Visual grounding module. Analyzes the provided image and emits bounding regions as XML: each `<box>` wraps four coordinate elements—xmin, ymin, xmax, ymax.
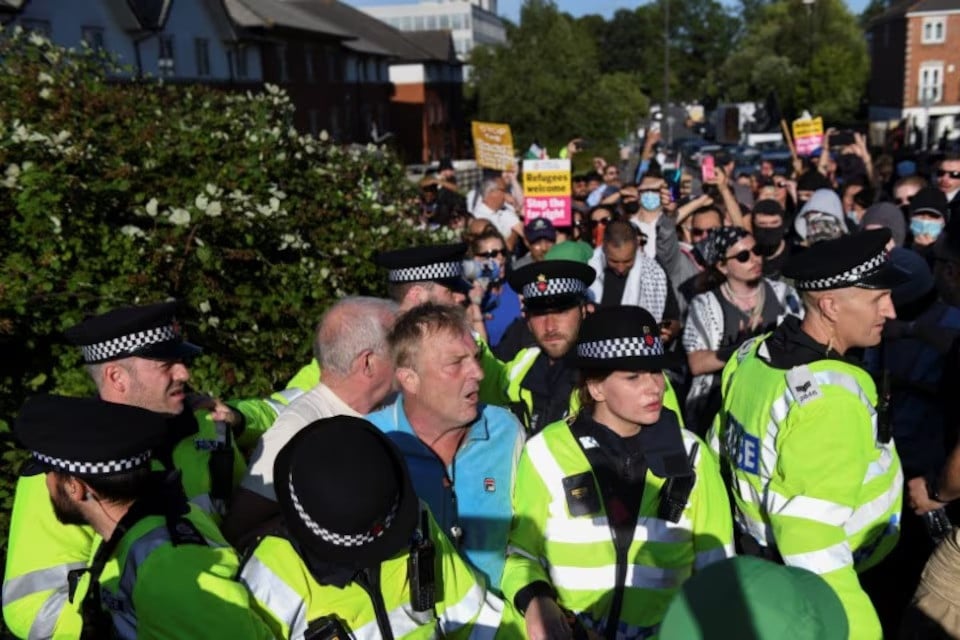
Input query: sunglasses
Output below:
<box><xmin>721</xmin><ymin>247</ymin><xmax>763</xmax><ymax>263</ymax></box>
<box><xmin>775</xmin><ymin>182</ymin><xmax>787</xmax><ymax>188</ymax></box>
<box><xmin>691</xmin><ymin>227</ymin><xmax>712</xmax><ymax>238</ymax></box>
<box><xmin>476</xmin><ymin>249</ymin><xmax>507</xmax><ymax>259</ymax></box>
<box><xmin>938</xmin><ymin>169</ymin><xmax>960</xmax><ymax>179</ymax></box>
<box><xmin>594</xmin><ymin>217</ymin><xmax>613</xmax><ymax>226</ymax></box>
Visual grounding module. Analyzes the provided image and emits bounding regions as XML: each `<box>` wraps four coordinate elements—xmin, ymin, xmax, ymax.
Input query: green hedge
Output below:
<box><xmin>0</xmin><ymin>29</ymin><xmax>452</xmax><ymax>576</ymax></box>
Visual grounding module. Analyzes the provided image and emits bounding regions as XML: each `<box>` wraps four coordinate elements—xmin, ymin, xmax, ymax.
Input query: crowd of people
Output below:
<box><xmin>4</xmin><ymin>132</ymin><xmax>960</xmax><ymax>640</ymax></box>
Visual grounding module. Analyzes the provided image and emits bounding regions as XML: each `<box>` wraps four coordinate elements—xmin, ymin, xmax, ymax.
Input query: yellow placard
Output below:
<box><xmin>523</xmin><ymin>169</ymin><xmax>570</xmax><ymax>197</ymax></box>
<box><xmin>792</xmin><ymin>116</ymin><xmax>824</xmax><ymax>140</ymax></box>
<box><xmin>471</xmin><ymin>121</ymin><xmax>515</xmax><ymax>170</ymax></box>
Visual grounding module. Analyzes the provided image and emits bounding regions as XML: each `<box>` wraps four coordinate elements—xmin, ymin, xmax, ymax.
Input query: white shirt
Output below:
<box><xmin>241</xmin><ymin>383</ymin><xmax>360</xmax><ymax>500</ymax></box>
<box><xmin>630</xmin><ymin>216</ymin><xmax>658</xmax><ymax>260</ymax></box>
<box><xmin>474</xmin><ymin>200</ymin><xmax>520</xmax><ymax>240</ymax></box>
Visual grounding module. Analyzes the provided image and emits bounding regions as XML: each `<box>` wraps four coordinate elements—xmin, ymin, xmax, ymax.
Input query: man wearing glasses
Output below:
<box><xmin>937</xmin><ymin>154</ymin><xmax>960</xmax><ymax>221</ymax></box>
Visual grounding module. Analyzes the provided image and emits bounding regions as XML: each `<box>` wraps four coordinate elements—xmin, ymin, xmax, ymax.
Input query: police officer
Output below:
<box><xmin>12</xmin><ymin>394</ymin><xmax>272</xmax><ymax>639</ymax></box>
<box><xmin>2</xmin><ymin>301</ymin><xmax>243</xmax><ymax>638</ymax></box>
<box><xmin>481</xmin><ymin>260</ymin><xmax>684</xmax><ymax>434</ymax></box>
<box><xmin>502</xmin><ymin>306</ymin><xmax>733</xmax><ymax>639</ymax></box>
<box><xmin>239</xmin><ymin>416</ymin><xmax>503</xmax><ymax>638</ymax></box>
<box><xmin>713</xmin><ymin>228</ymin><xmax>907</xmax><ymax>639</ymax></box>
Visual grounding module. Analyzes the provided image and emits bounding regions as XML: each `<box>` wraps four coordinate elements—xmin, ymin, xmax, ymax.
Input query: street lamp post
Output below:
<box><xmin>802</xmin><ymin>0</ymin><xmax>815</xmax><ymax>108</ymax></box>
<box><xmin>664</xmin><ymin>0</ymin><xmax>670</xmax><ymax>146</ymax></box>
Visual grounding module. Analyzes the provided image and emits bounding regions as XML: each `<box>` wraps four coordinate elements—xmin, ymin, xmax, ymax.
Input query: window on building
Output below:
<box><xmin>158</xmin><ymin>35</ymin><xmax>175</xmax><ymax>77</ymax></box>
<box><xmin>81</xmin><ymin>26</ymin><xmax>105</xmax><ymax>50</ymax></box>
<box><xmin>21</xmin><ymin>19</ymin><xmax>51</xmax><ymax>36</ymax></box>
<box><xmin>345</xmin><ymin>55</ymin><xmax>358</xmax><ymax>82</ymax></box>
<box><xmin>309</xmin><ymin>109</ymin><xmax>321</xmax><ymax>135</ymax></box>
<box><xmin>195</xmin><ymin>38</ymin><xmax>210</xmax><ymax>77</ymax></box>
<box><xmin>401</xmin><ymin>16</ymin><xmax>413</xmax><ymax>30</ymax></box>
<box><xmin>414</xmin><ymin>16</ymin><xmax>425</xmax><ymax>30</ymax></box>
<box><xmin>325</xmin><ymin>46</ymin><xmax>337</xmax><ymax>81</ymax></box>
<box><xmin>451</xmin><ymin>13</ymin><xmax>463</xmax><ymax>29</ymax></box>
<box><xmin>439</xmin><ymin>14</ymin><xmax>450</xmax><ymax>28</ymax></box>
<box><xmin>919</xmin><ymin>62</ymin><xmax>944</xmax><ymax>103</ymax></box>
<box><xmin>235</xmin><ymin>45</ymin><xmax>249</xmax><ymax>79</ymax></box>
<box><xmin>463</xmin><ymin>12</ymin><xmax>471</xmax><ymax>29</ymax></box>
<box><xmin>277</xmin><ymin>44</ymin><xmax>289</xmax><ymax>82</ymax></box>
<box><xmin>922</xmin><ymin>17</ymin><xmax>946</xmax><ymax>44</ymax></box>
<box><xmin>426</xmin><ymin>15</ymin><xmax>437</xmax><ymax>29</ymax></box>
<box><xmin>305</xmin><ymin>46</ymin><xmax>316</xmax><ymax>82</ymax></box>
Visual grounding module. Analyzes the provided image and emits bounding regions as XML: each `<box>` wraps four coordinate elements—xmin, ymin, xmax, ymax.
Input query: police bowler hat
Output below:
<box><xmin>273</xmin><ymin>416</ymin><xmax>419</xmax><ymax>568</ymax></box>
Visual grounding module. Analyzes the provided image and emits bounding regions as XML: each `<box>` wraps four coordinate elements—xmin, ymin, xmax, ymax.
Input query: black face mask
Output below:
<box><xmin>753</xmin><ymin>225</ymin><xmax>785</xmax><ymax>254</ymax></box>
<box><xmin>622</xmin><ymin>201</ymin><xmax>640</xmax><ymax>215</ymax></box>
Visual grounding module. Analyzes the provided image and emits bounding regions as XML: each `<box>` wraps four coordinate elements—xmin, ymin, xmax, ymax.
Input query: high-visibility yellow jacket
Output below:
<box><xmin>94</xmin><ymin>505</ymin><xmax>271</xmax><ymax>639</ymax></box>
<box><xmin>502</xmin><ymin>412</ymin><xmax>733</xmax><ymax>638</ymax></box>
<box><xmin>712</xmin><ymin>334</ymin><xmax>903</xmax><ymax>640</ymax></box>
<box><xmin>229</xmin><ymin>360</ymin><xmax>319</xmax><ymax>450</ymax></box>
<box><xmin>2</xmin><ymin>411</ymin><xmax>245</xmax><ymax>639</ymax></box>
<box><xmin>240</xmin><ymin>506</ymin><xmax>503</xmax><ymax>639</ymax></box>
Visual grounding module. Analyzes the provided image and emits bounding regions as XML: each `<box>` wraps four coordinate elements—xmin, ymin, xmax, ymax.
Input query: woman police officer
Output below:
<box><xmin>501</xmin><ymin>306</ymin><xmax>734</xmax><ymax>639</ymax></box>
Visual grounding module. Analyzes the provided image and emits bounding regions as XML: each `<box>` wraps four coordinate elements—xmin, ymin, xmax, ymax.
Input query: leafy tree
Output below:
<box><xmin>576</xmin><ymin>0</ymin><xmax>739</xmax><ymax>105</ymax></box>
<box><xmin>719</xmin><ymin>0</ymin><xmax>868</xmax><ymax>122</ymax></box>
<box><xmin>0</xmin><ymin>30</ymin><xmax>446</xmax><ymax>556</ymax></box>
<box><xmin>470</xmin><ymin>0</ymin><xmax>648</xmax><ymax>148</ymax></box>
<box><xmin>858</xmin><ymin>0</ymin><xmax>886</xmax><ymax>30</ymax></box>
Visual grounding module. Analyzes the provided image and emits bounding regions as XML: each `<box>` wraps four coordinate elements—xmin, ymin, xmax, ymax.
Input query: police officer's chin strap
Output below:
<box><xmin>69</xmin><ymin>470</ymin><xmax>205</xmax><ymax>640</ymax></box>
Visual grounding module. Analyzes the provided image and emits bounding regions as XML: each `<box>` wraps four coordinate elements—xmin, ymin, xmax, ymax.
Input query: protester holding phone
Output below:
<box><xmin>470</xmin><ymin>227</ymin><xmax>521</xmax><ymax>348</ymax></box>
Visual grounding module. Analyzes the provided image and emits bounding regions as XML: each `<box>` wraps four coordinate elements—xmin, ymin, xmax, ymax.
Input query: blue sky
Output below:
<box><xmin>346</xmin><ymin>0</ymin><xmax>872</xmax><ymax>26</ymax></box>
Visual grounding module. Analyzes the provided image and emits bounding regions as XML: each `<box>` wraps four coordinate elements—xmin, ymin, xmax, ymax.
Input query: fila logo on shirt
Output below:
<box><xmin>484</xmin><ymin>477</ymin><xmax>496</xmax><ymax>493</ymax></box>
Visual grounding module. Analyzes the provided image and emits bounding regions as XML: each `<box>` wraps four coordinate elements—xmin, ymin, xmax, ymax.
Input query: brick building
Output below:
<box><xmin>868</xmin><ymin>0</ymin><xmax>960</xmax><ymax>147</ymax></box>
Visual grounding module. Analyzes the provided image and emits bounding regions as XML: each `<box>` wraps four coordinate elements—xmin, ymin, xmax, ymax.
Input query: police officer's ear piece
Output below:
<box><xmin>83</xmin><ymin>491</ymin><xmax>92</xmax><ymax>502</ymax></box>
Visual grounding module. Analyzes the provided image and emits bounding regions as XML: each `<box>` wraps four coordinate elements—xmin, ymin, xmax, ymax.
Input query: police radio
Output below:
<box><xmin>304</xmin><ymin>616</ymin><xmax>349</xmax><ymax>640</ymax></box>
<box><xmin>409</xmin><ymin>510</ymin><xmax>436</xmax><ymax>612</ymax></box>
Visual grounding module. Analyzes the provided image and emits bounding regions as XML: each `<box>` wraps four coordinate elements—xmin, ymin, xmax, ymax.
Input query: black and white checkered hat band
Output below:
<box><xmin>578</xmin><ymin>336</ymin><xmax>664</xmax><ymax>360</ymax></box>
<box><xmin>288</xmin><ymin>473</ymin><xmax>398</xmax><ymax>547</ymax></box>
<box><xmin>80</xmin><ymin>325</ymin><xmax>178</xmax><ymax>363</ymax></box>
<box><xmin>388</xmin><ymin>261</ymin><xmax>462</xmax><ymax>283</ymax></box>
<box><xmin>522</xmin><ymin>277</ymin><xmax>586</xmax><ymax>300</ymax></box>
<box><xmin>794</xmin><ymin>250</ymin><xmax>887</xmax><ymax>290</ymax></box>
<box><xmin>33</xmin><ymin>450</ymin><xmax>151</xmax><ymax>475</ymax></box>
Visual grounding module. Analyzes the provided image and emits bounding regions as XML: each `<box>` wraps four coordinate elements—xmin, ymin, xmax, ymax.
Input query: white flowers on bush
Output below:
<box><xmin>199</xmin><ymin>300</ymin><xmax>212</xmax><ymax>314</ymax></box>
<box><xmin>2</xmin><ymin>164</ymin><xmax>20</xmax><ymax>188</ymax></box>
<box><xmin>39</xmin><ymin>88</ymin><xmax>52</xmax><ymax>100</ymax></box>
<box><xmin>279</xmin><ymin>232</ymin><xmax>309</xmax><ymax>251</ymax></box>
<box><xmin>120</xmin><ymin>225</ymin><xmax>145</xmax><ymax>238</ymax></box>
<box><xmin>205</xmin><ymin>201</ymin><xmax>222</xmax><ymax>217</ymax></box>
<box><xmin>168</xmin><ymin>208</ymin><xmax>191</xmax><ymax>226</ymax></box>
<box><xmin>49</xmin><ymin>215</ymin><xmax>61</xmax><ymax>234</ymax></box>
<box><xmin>145</xmin><ymin>198</ymin><xmax>159</xmax><ymax>217</ymax></box>
<box><xmin>37</xmin><ymin>72</ymin><xmax>53</xmax><ymax>85</ymax></box>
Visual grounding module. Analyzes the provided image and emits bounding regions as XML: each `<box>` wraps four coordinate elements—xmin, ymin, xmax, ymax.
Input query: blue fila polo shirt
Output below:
<box><xmin>366</xmin><ymin>396</ymin><xmax>524</xmax><ymax>593</ymax></box>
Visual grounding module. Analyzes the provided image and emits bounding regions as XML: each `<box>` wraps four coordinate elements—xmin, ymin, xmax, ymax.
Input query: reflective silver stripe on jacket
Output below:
<box><xmin>239</xmin><ymin>555</ymin><xmax>309</xmax><ymax>639</ymax></box>
<box><xmin>3</xmin><ymin>561</ymin><xmax>87</xmax><ymax>640</ymax></box>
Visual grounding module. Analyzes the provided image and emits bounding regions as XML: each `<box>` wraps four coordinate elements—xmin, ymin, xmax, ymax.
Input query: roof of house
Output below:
<box><xmin>286</xmin><ymin>0</ymin><xmax>459</xmax><ymax>63</ymax></box>
<box><xmin>224</xmin><ymin>0</ymin><xmax>351</xmax><ymax>37</ymax></box>
<box><xmin>907</xmin><ymin>0</ymin><xmax>960</xmax><ymax>13</ymax></box>
<box><xmin>872</xmin><ymin>0</ymin><xmax>960</xmax><ymax>24</ymax></box>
